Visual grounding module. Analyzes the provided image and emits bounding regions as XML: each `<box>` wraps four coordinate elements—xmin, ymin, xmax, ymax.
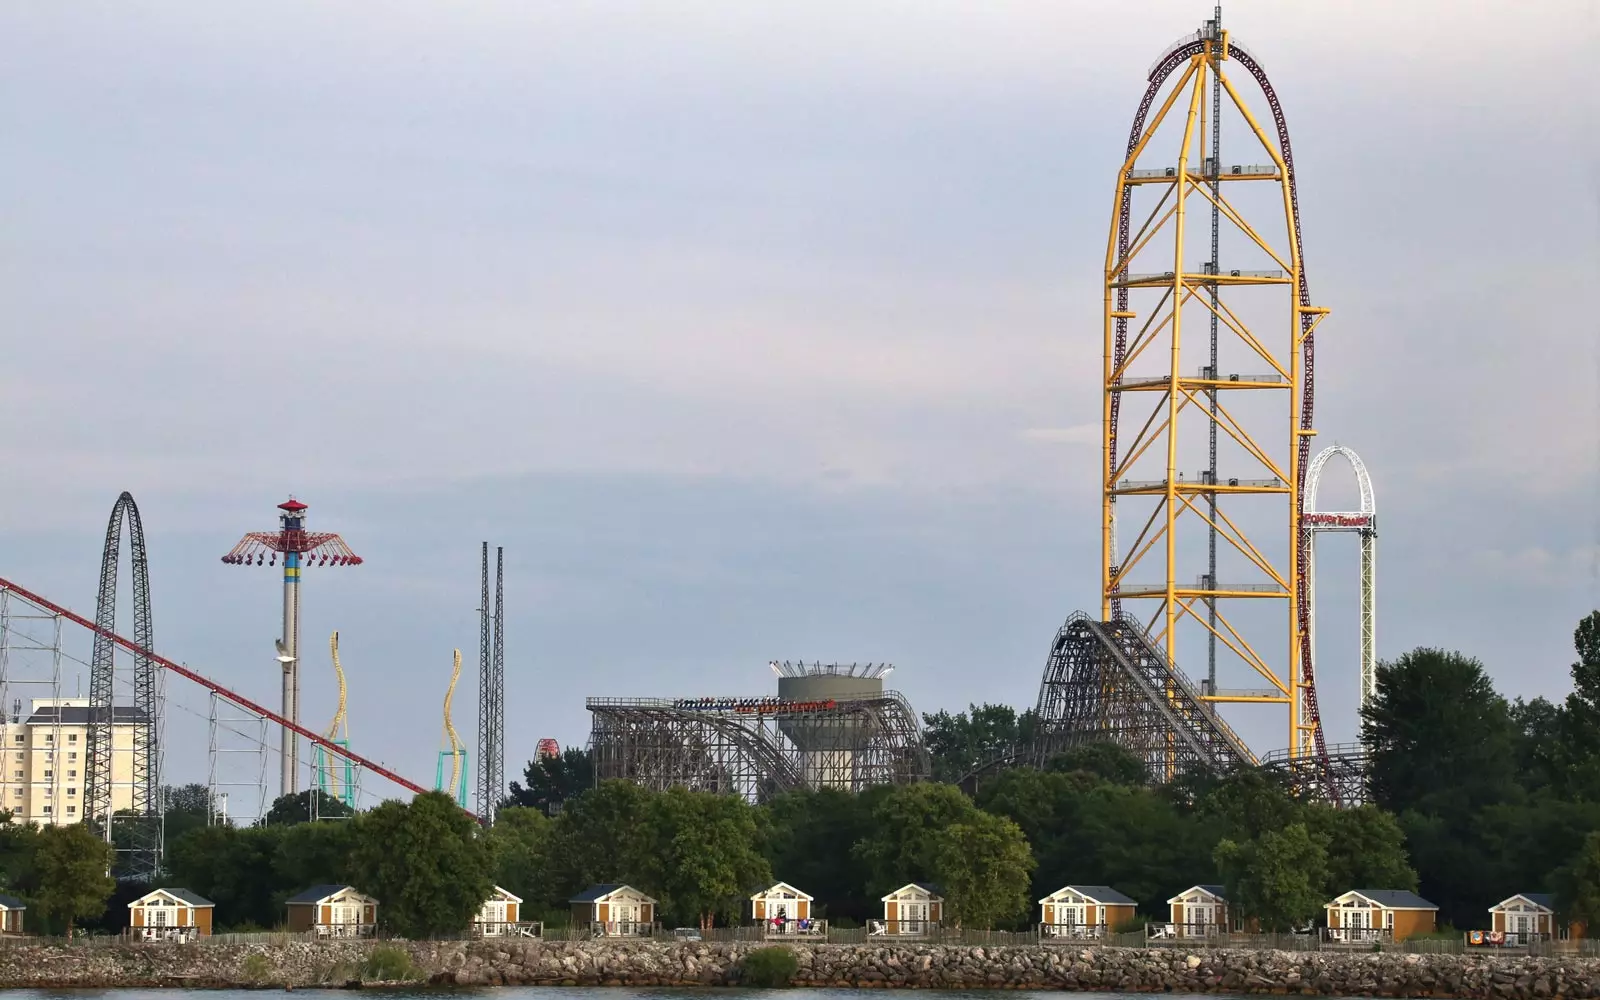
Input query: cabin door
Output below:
<box><xmin>613</xmin><ymin>902</ymin><xmax>641</xmax><ymax>927</ymax></box>
<box><xmin>900</xmin><ymin>901</ymin><xmax>928</xmax><ymax>932</ymax></box>
<box><xmin>1191</xmin><ymin>903</ymin><xmax>1214</xmax><ymax>929</ymax></box>
<box><xmin>1346</xmin><ymin>908</ymin><xmax>1369</xmax><ymax>931</ymax></box>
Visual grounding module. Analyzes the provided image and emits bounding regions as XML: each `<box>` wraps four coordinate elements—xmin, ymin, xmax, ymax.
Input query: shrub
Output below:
<box><xmin>241</xmin><ymin>953</ymin><xmax>271</xmax><ymax>984</ymax></box>
<box><xmin>362</xmin><ymin>945</ymin><xmax>417</xmax><ymax>982</ymax></box>
<box><xmin>741</xmin><ymin>946</ymin><xmax>799</xmax><ymax>988</ymax></box>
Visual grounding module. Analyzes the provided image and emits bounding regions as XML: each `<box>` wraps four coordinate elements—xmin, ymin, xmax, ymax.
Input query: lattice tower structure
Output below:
<box><xmin>1302</xmin><ymin>445</ymin><xmax>1377</xmax><ymax>712</ymax></box>
<box><xmin>84</xmin><ymin>491</ymin><xmax>162</xmax><ymax>878</ymax></box>
<box><xmin>1261</xmin><ymin>741</ymin><xmax>1369</xmax><ymax>806</ymax></box>
<box><xmin>588</xmin><ymin>685</ymin><xmax>928</xmax><ymax>802</ymax></box>
<box><xmin>475</xmin><ymin>544</ymin><xmax>505</xmax><ymax>824</ymax></box>
<box><xmin>221</xmin><ymin>497</ymin><xmax>362</xmax><ymax>797</ymax></box>
<box><xmin>1033</xmin><ymin>613</ymin><xmax>1254</xmax><ymax>776</ymax></box>
<box><xmin>1102</xmin><ymin>20</ymin><xmax>1332</xmax><ymax>767</ymax></box>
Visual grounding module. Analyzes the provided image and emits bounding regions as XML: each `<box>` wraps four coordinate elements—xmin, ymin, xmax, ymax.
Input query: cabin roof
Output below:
<box><xmin>1331</xmin><ymin>889</ymin><xmax>1437</xmax><ymax>910</ymax></box>
<box><xmin>1041</xmin><ymin>885</ymin><xmax>1138</xmax><ymax>906</ymax></box>
<box><xmin>569</xmin><ymin>883</ymin><xmax>656</xmax><ymax>904</ymax></box>
<box><xmin>287</xmin><ymin>884</ymin><xmax>370</xmax><ymax>906</ymax></box>
<box><xmin>134</xmin><ymin>888</ymin><xmax>214</xmax><ymax>907</ymax></box>
<box><xmin>1491</xmin><ymin>893</ymin><xmax>1554</xmax><ymax>911</ymax></box>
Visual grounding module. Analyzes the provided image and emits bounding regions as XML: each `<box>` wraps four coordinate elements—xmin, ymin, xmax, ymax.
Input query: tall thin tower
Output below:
<box><xmin>475</xmin><ymin>544</ymin><xmax>505</xmax><ymax>823</ymax></box>
<box><xmin>1302</xmin><ymin>446</ymin><xmax>1378</xmax><ymax>711</ymax></box>
<box><xmin>222</xmin><ymin>498</ymin><xmax>362</xmax><ymax>797</ymax></box>
<box><xmin>85</xmin><ymin>491</ymin><xmax>161</xmax><ymax>879</ymax></box>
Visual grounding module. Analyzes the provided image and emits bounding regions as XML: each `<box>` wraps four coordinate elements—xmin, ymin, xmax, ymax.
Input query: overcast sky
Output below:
<box><xmin>0</xmin><ymin>1</ymin><xmax>1594</xmax><ymax>816</ymax></box>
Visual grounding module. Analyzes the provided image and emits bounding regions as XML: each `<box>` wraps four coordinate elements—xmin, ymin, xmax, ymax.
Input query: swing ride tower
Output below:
<box><xmin>1101</xmin><ymin>13</ymin><xmax>1332</xmax><ymax>764</ymax></box>
<box><xmin>221</xmin><ymin>498</ymin><xmax>363</xmax><ymax>796</ymax></box>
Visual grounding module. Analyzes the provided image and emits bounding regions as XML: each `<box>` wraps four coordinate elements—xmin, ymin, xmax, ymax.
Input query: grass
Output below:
<box><xmin>362</xmin><ymin>944</ymin><xmax>418</xmax><ymax>982</ymax></box>
<box><xmin>741</xmin><ymin>946</ymin><xmax>799</xmax><ymax>988</ymax></box>
<box><xmin>240</xmin><ymin>953</ymin><xmax>272</xmax><ymax>984</ymax></box>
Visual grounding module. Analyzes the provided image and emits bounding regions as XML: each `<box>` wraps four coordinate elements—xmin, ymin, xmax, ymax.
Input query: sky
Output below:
<box><xmin>0</xmin><ymin>1</ymin><xmax>1595</xmax><ymax>815</ymax></box>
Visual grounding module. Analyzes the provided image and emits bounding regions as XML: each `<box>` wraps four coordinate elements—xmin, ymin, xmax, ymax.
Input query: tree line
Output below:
<box><xmin>0</xmin><ymin>614</ymin><xmax>1598</xmax><ymax>937</ymax></box>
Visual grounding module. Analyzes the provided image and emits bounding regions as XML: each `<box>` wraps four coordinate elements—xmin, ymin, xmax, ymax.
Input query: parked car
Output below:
<box><xmin>672</xmin><ymin>927</ymin><xmax>702</xmax><ymax>942</ymax></box>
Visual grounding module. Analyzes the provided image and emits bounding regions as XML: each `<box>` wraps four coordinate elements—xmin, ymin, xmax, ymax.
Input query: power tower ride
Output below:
<box><xmin>1101</xmin><ymin>15</ymin><xmax>1332</xmax><ymax>763</ymax></box>
<box><xmin>85</xmin><ymin>491</ymin><xmax>162</xmax><ymax>880</ymax></box>
<box><xmin>313</xmin><ymin>632</ymin><xmax>356</xmax><ymax>809</ymax></box>
<box><xmin>222</xmin><ymin>498</ymin><xmax>362</xmax><ymax>797</ymax></box>
<box><xmin>1302</xmin><ymin>446</ymin><xmax>1378</xmax><ymax>711</ymax></box>
<box><xmin>475</xmin><ymin>544</ymin><xmax>504</xmax><ymax>823</ymax></box>
<box><xmin>436</xmin><ymin>649</ymin><xmax>469</xmax><ymax>807</ymax></box>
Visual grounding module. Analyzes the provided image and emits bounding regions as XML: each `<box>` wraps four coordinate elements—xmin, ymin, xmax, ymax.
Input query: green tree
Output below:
<box><xmin>484</xmin><ymin>807</ymin><xmax>551</xmax><ymax>904</ymax></box>
<box><xmin>161</xmin><ymin>783</ymin><xmax>216</xmax><ymax>846</ymax></box>
<box><xmin>637</xmin><ymin>788</ymin><xmax>771</xmax><ymax>928</ymax></box>
<box><xmin>1045</xmin><ymin>743</ymin><xmax>1149</xmax><ymax>786</ymax></box>
<box><xmin>762</xmin><ymin>788</ymin><xmax>877</xmax><ymax>923</ymax></box>
<box><xmin>31</xmin><ymin>823</ymin><xmax>115</xmax><ymax>936</ymax></box>
<box><xmin>921</xmin><ymin>704</ymin><xmax>1037</xmax><ymax>783</ymax></box>
<box><xmin>1555</xmin><ymin>831</ymin><xmax>1600</xmax><ymax>930</ymax></box>
<box><xmin>0</xmin><ymin>814</ymin><xmax>39</xmax><ymax>896</ymax></box>
<box><xmin>261</xmin><ymin>789</ymin><xmax>355</xmax><ymax>826</ymax></box>
<box><xmin>165</xmin><ymin>824</ymin><xmax>287</xmax><ymax>929</ymax></box>
<box><xmin>274</xmin><ymin>818</ymin><xmax>358</xmax><ymax>891</ymax></box>
<box><xmin>1557</xmin><ymin>613</ymin><xmax>1600</xmax><ymax>797</ymax></box>
<box><xmin>505</xmin><ymin>748</ymin><xmax>594</xmax><ymax>815</ymax></box>
<box><xmin>1304</xmin><ymin>804</ymin><xmax>1416</xmax><ymax>896</ymax></box>
<box><xmin>537</xmin><ymin>780</ymin><xmax>655</xmax><ymax>908</ymax></box>
<box><xmin>930</xmin><ymin>811</ymin><xmax>1034</xmax><ymax>929</ymax></box>
<box><xmin>854</xmin><ymin>783</ymin><xmax>979</xmax><ymax>893</ymax></box>
<box><xmin>350</xmin><ymin>791</ymin><xmax>492</xmax><ymax>938</ymax></box>
<box><xmin>1214</xmin><ymin>823</ymin><xmax>1329</xmax><ymax>932</ymax></box>
<box><xmin>1363</xmin><ymin>648</ymin><xmax>1519</xmax><ymax>814</ymax></box>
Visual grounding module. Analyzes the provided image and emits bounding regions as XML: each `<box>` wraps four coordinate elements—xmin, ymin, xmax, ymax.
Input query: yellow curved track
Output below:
<box><xmin>443</xmin><ymin>649</ymin><xmax>464</xmax><ymax>795</ymax></box>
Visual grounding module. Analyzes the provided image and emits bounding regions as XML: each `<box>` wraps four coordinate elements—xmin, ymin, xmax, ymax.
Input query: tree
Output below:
<box><xmin>485</xmin><ymin>807</ymin><xmax>551</xmax><ymax>904</ymax></box>
<box><xmin>31</xmin><ymin>823</ymin><xmax>114</xmax><ymax>936</ymax></box>
<box><xmin>854</xmin><ymin>783</ymin><xmax>981</xmax><ymax>893</ymax></box>
<box><xmin>505</xmin><ymin>748</ymin><xmax>594</xmax><ymax>815</ymax></box>
<box><xmin>762</xmin><ymin>789</ymin><xmax>877</xmax><ymax>923</ymax></box>
<box><xmin>349</xmin><ymin>791</ymin><xmax>492</xmax><ymax>938</ymax></box>
<box><xmin>1557</xmin><ymin>613</ymin><xmax>1600</xmax><ymax>797</ymax></box>
<box><xmin>921</xmin><ymin>704</ymin><xmax>1037</xmax><ymax>783</ymax></box>
<box><xmin>0</xmin><ymin>814</ymin><xmax>39</xmax><ymax>896</ymax></box>
<box><xmin>1045</xmin><ymin>743</ymin><xmax>1148</xmax><ymax>786</ymax></box>
<box><xmin>274</xmin><ymin>819</ymin><xmax>358</xmax><ymax>891</ymax></box>
<box><xmin>537</xmin><ymin>780</ymin><xmax>655</xmax><ymax>908</ymax></box>
<box><xmin>1304</xmin><ymin>804</ymin><xmax>1416</xmax><ymax>896</ymax></box>
<box><xmin>1555</xmin><ymin>831</ymin><xmax>1600</xmax><ymax>930</ymax></box>
<box><xmin>161</xmin><ymin>783</ymin><xmax>216</xmax><ymax>846</ymax></box>
<box><xmin>636</xmin><ymin>788</ymin><xmax>771</xmax><ymax>929</ymax></box>
<box><xmin>165</xmin><ymin>824</ymin><xmax>287</xmax><ymax>929</ymax></box>
<box><xmin>261</xmin><ymin>789</ymin><xmax>355</xmax><ymax>826</ymax></box>
<box><xmin>1363</xmin><ymin>648</ymin><xmax>1519</xmax><ymax>814</ymax></box>
<box><xmin>1214</xmin><ymin>823</ymin><xmax>1329</xmax><ymax>932</ymax></box>
<box><xmin>930</xmin><ymin>811</ymin><xmax>1034</xmax><ymax>929</ymax></box>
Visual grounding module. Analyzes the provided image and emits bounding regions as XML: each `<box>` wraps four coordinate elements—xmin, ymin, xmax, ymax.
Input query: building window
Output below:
<box><xmin>44</xmin><ymin>735</ymin><xmax>53</xmax><ymax>745</ymax></box>
<box><xmin>67</xmin><ymin>788</ymin><xmax>76</xmax><ymax>797</ymax></box>
<box><xmin>43</xmin><ymin>770</ymin><xmax>51</xmax><ymax>779</ymax></box>
<box><xmin>44</xmin><ymin>752</ymin><xmax>53</xmax><ymax>762</ymax></box>
<box><xmin>68</xmin><ymin>734</ymin><xmax>77</xmax><ymax>743</ymax></box>
<box><xmin>44</xmin><ymin>789</ymin><xmax>52</xmax><ymax>798</ymax></box>
<box><xmin>10</xmin><ymin>736</ymin><xmax>20</xmax><ymax>745</ymax></box>
<box><xmin>68</xmin><ymin>770</ymin><xmax>76</xmax><ymax>778</ymax></box>
<box><xmin>67</xmin><ymin>806</ymin><xmax>76</xmax><ymax>815</ymax></box>
<box><xmin>41</xmin><ymin>806</ymin><xmax>50</xmax><ymax>815</ymax></box>
<box><xmin>68</xmin><ymin>752</ymin><xmax>77</xmax><ymax>761</ymax></box>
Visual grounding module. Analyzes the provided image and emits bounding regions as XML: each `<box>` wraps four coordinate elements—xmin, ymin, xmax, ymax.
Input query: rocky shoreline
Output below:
<box><xmin>0</xmin><ymin>939</ymin><xmax>1595</xmax><ymax>996</ymax></box>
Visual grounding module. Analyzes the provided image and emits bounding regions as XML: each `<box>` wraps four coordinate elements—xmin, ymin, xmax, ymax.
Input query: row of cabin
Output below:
<box><xmin>125</xmin><ymin>884</ymin><xmax>527</xmax><ymax>941</ymax></box>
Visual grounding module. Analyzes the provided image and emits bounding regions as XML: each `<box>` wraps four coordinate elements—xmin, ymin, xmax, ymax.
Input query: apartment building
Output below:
<box><xmin>0</xmin><ymin>698</ymin><xmax>147</xmax><ymax>826</ymax></box>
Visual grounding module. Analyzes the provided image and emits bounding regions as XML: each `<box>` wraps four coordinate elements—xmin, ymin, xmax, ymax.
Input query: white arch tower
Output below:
<box><xmin>1302</xmin><ymin>445</ymin><xmax>1377</xmax><ymax>711</ymax></box>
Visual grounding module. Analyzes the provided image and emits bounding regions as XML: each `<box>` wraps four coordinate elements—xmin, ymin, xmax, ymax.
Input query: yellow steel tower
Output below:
<box><xmin>1102</xmin><ymin>19</ymin><xmax>1330</xmax><ymax>759</ymax></box>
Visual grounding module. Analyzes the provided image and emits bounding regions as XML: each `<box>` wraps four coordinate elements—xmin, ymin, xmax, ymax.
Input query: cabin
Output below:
<box><xmin>878</xmin><ymin>883</ymin><xmax>943</xmax><ymax>936</ymax></box>
<box><xmin>751</xmin><ymin>882</ymin><xmax>820</xmax><ymax>935</ymax></box>
<box><xmin>1324</xmin><ymin>890</ymin><xmax>1437</xmax><ymax>943</ymax></box>
<box><xmin>1163</xmin><ymin>885</ymin><xmax>1229</xmax><ymax>937</ymax></box>
<box><xmin>128</xmin><ymin>888</ymin><xmax>214</xmax><ymax>941</ymax></box>
<box><xmin>285</xmin><ymin>885</ymin><xmax>378</xmax><ymax>937</ymax></box>
<box><xmin>0</xmin><ymin>894</ymin><xmax>23</xmax><ymax>935</ymax></box>
<box><xmin>1040</xmin><ymin>885</ymin><xmax>1138</xmax><ymax>938</ymax></box>
<box><xmin>1486</xmin><ymin>893</ymin><xmax>1584</xmax><ymax>942</ymax></box>
<box><xmin>570</xmin><ymin>884</ymin><xmax>656</xmax><ymax>937</ymax></box>
<box><xmin>475</xmin><ymin>885</ymin><xmax>534</xmax><ymax>937</ymax></box>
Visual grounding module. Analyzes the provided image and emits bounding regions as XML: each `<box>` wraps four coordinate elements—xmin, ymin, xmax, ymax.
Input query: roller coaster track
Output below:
<box><xmin>0</xmin><ymin>576</ymin><xmax>473</xmax><ymax>821</ymax></box>
<box><xmin>1109</xmin><ymin>32</ymin><xmax>1334</xmax><ymax>792</ymax></box>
